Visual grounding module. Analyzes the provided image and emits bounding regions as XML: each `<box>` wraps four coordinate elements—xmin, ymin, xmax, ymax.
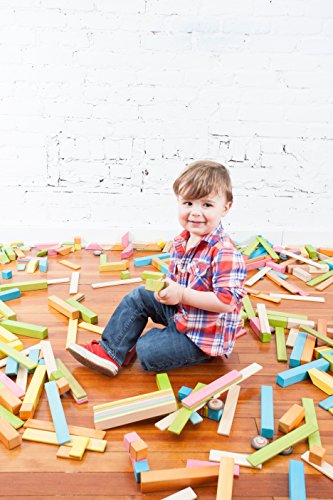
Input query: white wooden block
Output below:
<box><xmin>161</xmin><ymin>487</ymin><xmax>197</xmax><ymax>500</ymax></box>
<box><xmin>301</xmin><ymin>451</ymin><xmax>333</xmax><ymax>481</ymax></box>
<box><xmin>245</xmin><ymin>266</ymin><xmax>271</xmax><ymax>287</ymax></box>
<box><xmin>16</xmin><ymin>365</ymin><xmax>28</xmax><ymax>391</ymax></box>
<box><xmin>40</xmin><ymin>340</ymin><xmax>58</xmax><ymax>379</ymax></box>
<box><xmin>287</xmin><ymin>318</ymin><xmax>315</xmax><ymax>329</ymax></box>
<box><xmin>270</xmin><ymin>294</ymin><xmax>325</xmax><ymax>303</ymax></box>
<box><xmin>47</xmin><ymin>278</ymin><xmax>70</xmax><ymax>285</ymax></box>
<box><xmin>286</xmin><ymin>328</ymin><xmax>299</xmax><ymax>347</ymax></box>
<box><xmin>209</xmin><ymin>449</ymin><xmax>262</xmax><ymax>469</ymax></box>
<box><xmin>257</xmin><ymin>303</ymin><xmax>271</xmax><ymax>334</ymax></box>
<box><xmin>91</xmin><ymin>278</ymin><xmax>142</xmax><ymax>289</ymax></box>
<box><xmin>217</xmin><ymin>385</ymin><xmax>240</xmax><ymax>436</ymax></box>
<box><xmin>292</xmin><ymin>266</ymin><xmax>312</xmax><ymax>282</ymax></box>
<box><xmin>69</xmin><ymin>271</ymin><xmax>80</xmax><ymax>295</ymax></box>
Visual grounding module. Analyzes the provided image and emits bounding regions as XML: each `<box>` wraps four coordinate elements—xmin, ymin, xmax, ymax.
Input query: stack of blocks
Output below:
<box><xmin>123</xmin><ymin>432</ymin><xmax>150</xmax><ymax>483</ymax></box>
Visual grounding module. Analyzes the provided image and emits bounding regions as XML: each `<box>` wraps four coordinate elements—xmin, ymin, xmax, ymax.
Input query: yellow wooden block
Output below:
<box><xmin>26</xmin><ymin>258</ymin><xmax>39</xmax><ymax>273</ymax></box>
<box><xmin>216</xmin><ymin>457</ymin><xmax>234</xmax><ymax>500</ymax></box>
<box><xmin>99</xmin><ymin>260</ymin><xmax>129</xmax><ymax>272</ymax></box>
<box><xmin>69</xmin><ymin>436</ymin><xmax>89</xmax><ymax>459</ymax></box>
<box><xmin>74</xmin><ymin>237</ymin><xmax>81</xmax><ymax>251</ymax></box>
<box><xmin>0</xmin><ymin>339</ymin><xmax>23</xmax><ymax>360</ymax></box>
<box><xmin>66</xmin><ymin>318</ymin><xmax>78</xmax><ymax>349</ymax></box>
<box><xmin>110</xmin><ymin>243</ymin><xmax>125</xmax><ymax>251</ymax></box>
<box><xmin>308</xmin><ymin>368</ymin><xmax>333</xmax><ymax>395</ymax></box>
<box><xmin>0</xmin><ymin>325</ymin><xmax>19</xmax><ymax>343</ymax></box>
<box><xmin>59</xmin><ymin>260</ymin><xmax>81</xmax><ymax>270</ymax></box>
<box><xmin>23</xmin><ymin>418</ymin><xmax>106</xmax><ymax>440</ymax></box>
<box><xmin>78</xmin><ymin>322</ymin><xmax>104</xmax><ymax>335</ymax></box>
<box><xmin>20</xmin><ymin>365</ymin><xmax>47</xmax><ymax>419</ymax></box>
<box><xmin>48</xmin><ymin>295</ymin><xmax>80</xmax><ymax>320</ymax></box>
<box><xmin>22</xmin><ymin>428</ymin><xmax>106</xmax><ymax>452</ymax></box>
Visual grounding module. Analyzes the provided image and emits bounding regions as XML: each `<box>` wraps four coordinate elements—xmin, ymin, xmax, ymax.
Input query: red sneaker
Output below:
<box><xmin>68</xmin><ymin>340</ymin><xmax>119</xmax><ymax>377</ymax></box>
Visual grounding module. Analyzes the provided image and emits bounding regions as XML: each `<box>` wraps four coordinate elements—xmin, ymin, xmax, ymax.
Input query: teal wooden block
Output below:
<box><xmin>318</xmin><ymin>395</ymin><xmax>333</xmax><ymax>411</ymax></box>
<box><xmin>289</xmin><ymin>331</ymin><xmax>308</xmax><ymax>368</ymax></box>
<box><xmin>39</xmin><ymin>257</ymin><xmax>48</xmax><ymax>273</ymax></box>
<box><xmin>5</xmin><ymin>356</ymin><xmax>19</xmax><ymax>377</ymax></box>
<box><xmin>134</xmin><ymin>253</ymin><xmax>170</xmax><ymax>267</ymax></box>
<box><xmin>2</xmin><ymin>270</ymin><xmax>12</xmax><ymax>279</ymax></box>
<box><xmin>44</xmin><ymin>380</ymin><xmax>71</xmax><ymax>445</ymax></box>
<box><xmin>261</xmin><ymin>385</ymin><xmax>274</xmax><ymax>439</ymax></box>
<box><xmin>133</xmin><ymin>459</ymin><xmax>150</xmax><ymax>483</ymax></box>
<box><xmin>289</xmin><ymin>460</ymin><xmax>306</xmax><ymax>500</ymax></box>
<box><xmin>277</xmin><ymin>359</ymin><xmax>330</xmax><ymax>387</ymax></box>
<box><xmin>0</xmin><ymin>288</ymin><xmax>21</xmax><ymax>302</ymax></box>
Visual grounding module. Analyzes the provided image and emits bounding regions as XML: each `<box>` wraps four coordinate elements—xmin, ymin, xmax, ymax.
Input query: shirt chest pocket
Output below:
<box><xmin>188</xmin><ymin>261</ymin><xmax>211</xmax><ymax>288</ymax></box>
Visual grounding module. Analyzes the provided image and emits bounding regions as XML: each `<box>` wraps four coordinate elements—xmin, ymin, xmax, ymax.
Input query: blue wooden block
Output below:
<box><xmin>190</xmin><ymin>411</ymin><xmax>204</xmax><ymax>424</ymax></box>
<box><xmin>39</xmin><ymin>257</ymin><xmax>48</xmax><ymax>273</ymax></box>
<box><xmin>0</xmin><ymin>288</ymin><xmax>21</xmax><ymax>302</ymax></box>
<box><xmin>45</xmin><ymin>380</ymin><xmax>71</xmax><ymax>445</ymax></box>
<box><xmin>133</xmin><ymin>459</ymin><xmax>150</xmax><ymax>483</ymax></box>
<box><xmin>289</xmin><ymin>331</ymin><xmax>308</xmax><ymax>368</ymax></box>
<box><xmin>38</xmin><ymin>358</ymin><xmax>46</xmax><ymax>365</ymax></box>
<box><xmin>277</xmin><ymin>358</ymin><xmax>330</xmax><ymax>387</ymax></box>
<box><xmin>318</xmin><ymin>395</ymin><xmax>333</xmax><ymax>411</ymax></box>
<box><xmin>160</xmin><ymin>263</ymin><xmax>169</xmax><ymax>274</ymax></box>
<box><xmin>5</xmin><ymin>357</ymin><xmax>19</xmax><ymax>377</ymax></box>
<box><xmin>28</xmin><ymin>348</ymin><xmax>40</xmax><ymax>374</ymax></box>
<box><xmin>207</xmin><ymin>408</ymin><xmax>222</xmax><ymax>421</ymax></box>
<box><xmin>134</xmin><ymin>253</ymin><xmax>170</xmax><ymax>267</ymax></box>
<box><xmin>17</xmin><ymin>263</ymin><xmax>26</xmax><ymax>271</ymax></box>
<box><xmin>178</xmin><ymin>386</ymin><xmax>192</xmax><ymax>400</ymax></box>
<box><xmin>271</xmin><ymin>269</ymin><xmax>288</xmax><ymax>280</ymax></box>
<box><xmin>2</xmin><ymin>270</ymin><xmax>12</xmax><ymax>279</ymax></box>
<box><xmin>249</xmin><ymin>246</ymin><xmax>268</xmax><ymax>259</ymax></box>
<box><xmin>260</xmin><ymin>385</ymin><xmax>274</xmax><ymax>439</ymax></box>
<box><xmin>289</xmin><ymin>460</ymin><xmax>306</xmax><ymax>500</ymax></box>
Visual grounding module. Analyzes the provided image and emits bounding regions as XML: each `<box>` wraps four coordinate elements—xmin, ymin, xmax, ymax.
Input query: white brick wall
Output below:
<box><xmin>1</xmin><ymin>1</ymin><xmax>333</xmax><ymax>245</ymax></box>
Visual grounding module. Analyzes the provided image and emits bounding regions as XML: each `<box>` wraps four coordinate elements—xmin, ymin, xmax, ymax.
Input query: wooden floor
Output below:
<box><xmin>0</xmin><ymin>248</ymin><xmax>332</xmax><ymax>499</ymax></box>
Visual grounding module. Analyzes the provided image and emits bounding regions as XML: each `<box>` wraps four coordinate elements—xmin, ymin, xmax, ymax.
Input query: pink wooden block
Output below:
<box><xmin>182</xmin><ymin>370</ymin><xmax>242</xmax><ymax>409</ymax></box>
<box><xmin>266</xmin><ymin>260</ymin><xmax>287</xmax><ymax>273</ymax></box>
<box><xmin>235</xmin><ymin>328</ymin><xmax>247</xmax><ymax>339</ymax></box>
<box><xmin>246</xmin><ymin>257</ymin><xmax>272</xmax><ymax>271</ymax></box>
<box><xmin>47</xmin><ymin>248</ymin><xmax>58</xmax><ymax>256</ymax></box>
<box><xmin>34</xmin><ymin>243</ymin><xmax>60</xmax><ymax>249</ymax></box>
<box><xmin>121</xmin><ymin>244</ymin><xmax>134</xmax><ymax>259</ymax></box>
<box><xmin>123</xmin><ymin>431</ymin><xmax>141</xmax><ymax>452</ymax></box>
<box><xmin>85</xmin><ymin>243</ymin><xmax>103</xmax><ymax>251</ymax></box>
<box><xmin>121</xmin><ymin>232</ymin><xmax>130</xmax><ymax>248</ymax></box>
<box><xmin>186</xmin><ymin>459</ymin><xmax>240</xmax><ymax>477</ymax></box>
<box><xmin>70</xmin><ymin>392</ymin><xmax>88</xmax><ymax>404</ymax></box>
<box><xmin>293</xmin><ymin>285</ymin><xmax>310</xmax><ymax>296</ymax></box>
<box><xmin>0</xmin><ymin>370</ymin><xmax>25</xmax><ymax>398</ymax></box>
<box><xmin>249</xmin><ymin>317</ymin><xmax>261</xmax><ymax>338</ymax></box>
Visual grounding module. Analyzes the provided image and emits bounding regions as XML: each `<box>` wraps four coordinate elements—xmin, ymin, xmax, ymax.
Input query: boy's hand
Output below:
<box><xmin>154</xmin><ymin>277</ymin><xmax>184</xmax><ymax>306</ymax></box>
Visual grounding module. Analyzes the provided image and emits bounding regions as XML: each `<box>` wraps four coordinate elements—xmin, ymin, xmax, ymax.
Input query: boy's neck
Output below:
<box><xmin>186</xmin><ymin>234</ymin><xmax>202</xmax><ymax>251</ymax></box>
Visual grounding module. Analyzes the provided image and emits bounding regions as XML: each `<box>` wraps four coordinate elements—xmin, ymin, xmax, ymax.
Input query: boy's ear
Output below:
<box><xmin>223</xmin><ymin>201</ymin><xmax>232</xmax><ymax>216</ymax></box>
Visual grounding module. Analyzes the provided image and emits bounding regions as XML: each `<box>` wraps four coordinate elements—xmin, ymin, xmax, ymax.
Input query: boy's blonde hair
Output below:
<box><xmin>173</xmin><ymin>160</ymin><xmax>233</xmax><ymax>203</ymax></box>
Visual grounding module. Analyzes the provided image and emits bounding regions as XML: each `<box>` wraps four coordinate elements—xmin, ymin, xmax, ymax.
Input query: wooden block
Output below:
<box><xmin>0</xmin><ymin>301</ymin><xmax>16</xmax><ymax>320</ymax></box>
<box><xmin>56</xmin><ymin>246</ymin><xmax>72</xmax><ymax>256</ymax></box>
<box><xmin>242</xmin><ymin>295</ymin><xmax>256</xmax><ymax>319</ymax></box>
<box><xmin>318</xmin><ymin>395</ymin><xmax>333</xmax><ymax>411</ymax></box>
<box><xmin>56</xmin><ymin>377</ymin><xmax>70</xmax><ymax>395</ymax></box>
<box><xmin>292</xmin><ymin>266</ymin><xmax>312</xmax><ymax>282</ymax></box>
<box><xmin>306</xmin><ymin>269</ymin><xmax>333</xmax><ymax>287</ymax></box>
<box><xmin>130</xmin><ymin>438</ymin><xmax>148</xmax><ymax>461</ymax></box>
<box><xmin>78</xmin><ymin>322</ymin><xmax>103</xmax><ymax>335</ymax></box>
<box><xmin>209</xmin><ymin>449</ymin><xmax>261</xmax><ymax>469</ymax></box>
<box><xmin>40</xmin><ymin>340</ymin><xmax>58</xmax><ymax>379</ymax></box>
<box><xmin>277</xmin><ymin>358</ymin><xmax>329</xmax><ymax>387</ymax></box>
<box><xmin>309</xmin><ymin>444</ymin><xmax>326</xmax><ymax>466</ymax></box>
<box><xmin>0</xmin><ymin>416</ymin><xmax>22</xmax><ymax>449</ymax></box>
<box><xmin>65</xmin><ymin>298</ymin><xmax>97</xmax><ymax>324</ymax></box>
<box><xmin>161</xmin><ymin>487</ymin><xmax>197</xmax><ymax>500</ymax></box>
<box><xmin>45</xmin><ymin>381</ymin><xmax>71</xmax><ymax>445</ymax></box>
<box><xmin>0</xmin><ymin>319</ymin><xmax>48</xmax><ymax>340</ymax></box>
<box><xmin>286</xmin><ymin>328</ymin><xmax>299</xmax><ymax>347</ymax></box>
<box><xmin>274</xmin><ymin>247</ymin><xmax>327</xmax><ymax>269</ymax></box>
<box><xmin>0</xmin><ymin>383</ymin><xmax>22</xmax><ymax>414</ymax></box>
<box><xmin>289</xmin><ymin>460</ymin><xmax>306</xmax><ymax>500</ymax></box>
<box><xmin>250</xmin><ymin>317</ymin><xmax>271</xmax><ymax>343</ymax></box>
<box><xmin>246</xmin><ymin>422</ymin><xmax>317</xmax><ymax>467</ymax></box>
<box><xmin>141</xmin><ymin>465</ymin><xmax>220</xmax><ymax>493</ymax></box>
<box><xmin>26</xmin><ymin>258</ymin><xmax>39</xmax><ymax>273</ymax></box>
<box><xmin>20</xmin><ymin>365</ymin><xmax>47</xmax><ymax>420</ymax></box>
<box><xmin>69</xmin><ymin>271</ymin><xmax>80</xmax><ymax>295</ymax></box>
<box><xmin>260</xmin><ymin>385</ymin><xmax>274</xmax><ymax>438</ymax></box>
<box><xmin>57</xmin><ymin>445</ymin><xmax>82</xmax><ymax>461</ymax></box>
<box><xmin>69</xmin><ymin>436</ymin><xmax>89</xmax><ymax>459</ymax></box>
<box><xmin>0</xmin><ymin>404</ymin><xmax>24</xmax><ymax>429</ymax></box>
<box><xmin>0</xmin><ymin>339</ymin><xmax>38</xmax><ymax>370</ymax></box>
<box><xmin>0</xmin><ymin>280</ymin><xmax>47</xmax><ymax>292</ymax></box>
<box><xmin>266</xmin><ymin>271</ymin><xmax>300</xmax><ymax>294</ymax></box>
<box><xmin>216</xmin><ymin>457</ymin><xmax>234</xmax><ymax>500</ymax></box>
<box><xmin>315</xmin><ymin>274</ymin><xmax>333</xmax><ymax>291</ymax></box>
<box><xmin>275</xmin><ymin>326</ymin><xmax>287</xmax><ymax>362</ymax></box>
<box><xmin>256</xmin><ymin>235</ymin><xmax>279</xmax><ymax>260</ymax></box>
<box><xmin>217</xmin><ymin>385</ymin><xmax>240</xmax><ymax>436</ymax></box>
<box><xmin>186</xmin><ymin>460</ymin><xmax>240</xmax><ymax>477</ymax></box>
<box><xmin>22</xmin><ymin>428</ymin><xmax>106</xmax><ymax>452</ymax></box>
<box><xmin>59</xmin><ymin>260</ymin><xmax>81</xmax><ymax>270</ymax></box>
<box><xmin>123</xmin><ymin>431</ymin><xmax>141</xmax><ymax>452</ymax></box>
<box><xmin>145</xmin><ymin>279</ymin><xmax>167</xmax><ymax>292</ymax></box>
<box><xmin>91</xmin><ymin>277</ymin><xmax>142</xmax><ymax>289</ymax></box>
<box><xmin>301</xmin><ymin>397</ymin><xmax>321</xmax><ymax>448</ymax></box>
<box><xmin>47</xmin><ymin>278</ymin><xmax>70</xmax><ymax>285</ymax></box>
<box><xmin>278</xmin><ymin>404</ymin><xmax>305</xmax><ymax>433</ymax></box>
<box><xmin>16</xmin><ymin>365</ymin><xmax>28</xmax><ymax>392</ymax></box>
<box><xmin>56</xmin><ymin>359</ymin><xmax>87</xmax><ymax>401</ymax></box>
<box><xmin>23</xmin><ymin>418</ymin><xmax>106</xmax><ymax>439</ymax></box>
<box><xmin>300</xmin><ymin>333</ymin><xmax>316</xmax><ymax>364</ymax></box>
<box><xmin>66</xmin><ymin>319</ymin><xmax>78</xmax><ymax>349</ymax></box>
<box><xmin>290</xmin><ymin>331</ymin><xmax>308</xmax><ymax>368</ymax></box>
<box><xmin>48</xmin><ymin>295</ymin><xmax>80</xmax><ymax>320</ymax></box>
<box><xmin>182</xmin><ymin>370</ymin><xmax>242</xmax><ymax>410</ymax></box>
<box><xmin>301</xmin><ymin>450</ymin><xmax>333</xmax><ymax>481</ymax></box>
<box><xmin>257</xmin><ymin>303</ymin><xmax>271</xmax><ymax>334</ymax></box>
<box><xmin>71</xmin><ymin>292</ymin><xmax>85</xmax><ymax>302</ymax></box>
<box><xmin>0</xmin><ymin>370</ymin><xmax>25</xmax><ymax>398</ymax></box>
<box><xmin>99</xmin><ymin>260</ymin><xmax>129</xmax><ymax>272</ymax></box>
<box><xmin>308</xmin><ymin>368</ymin><xmax>333</xmax><ymax>395</ymax></box>
<box><xmin>242</xmin><ymin>237</ymin><xmax>260</xmax><ymax>256</ymax></box>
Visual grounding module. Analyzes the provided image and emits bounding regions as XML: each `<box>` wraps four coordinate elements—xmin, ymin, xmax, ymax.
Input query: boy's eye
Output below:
<box><xmin>204</xmin><ymin>203</ymin><xmax>213</xmax><ymax>208</ymax></box>
<box><xmin>183</xmin><ymin>201</ymin><xmax>192</xmax><ymax>206</ymax></box>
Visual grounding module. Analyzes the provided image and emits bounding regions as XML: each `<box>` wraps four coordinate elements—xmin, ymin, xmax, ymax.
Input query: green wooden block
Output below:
<box><xmin>329</xmin><ymin>407</ymin><xmax>333</xmax><ymax>416</ymax></box>
<box><xmin>275</xmin><ymin>326</ymin><xmax>288</xmax><ymax>362</ymax></box>
<box><xmin>145</xmin><ymin>279</ymin><xmax>166</xmax><ymax>292</ymax></box>
<box><xmin>242</xmin><ymin>238</ymin><xmax>259</xmax><ymax>256</ymax></box>
<box><xmin>0</xmin><ymin>404</ymin><xmax>25</xmax><ymax>429</ymax></box>
<box><xmin>301</xmin><ymin>397</ymin><xmax>321</xmax><ymax>448</ymax></box>
<box><xmin>240</xmin><ymin>308</ymin><xmax>247</xmax><ymax>322</ymax></box>
<box><xmin>99</xmin><ymin>253</ymin><xmax>107</xmax><ymax>265</ymax></box>
<box><xmin>0</xmin><ymin>251</ymin><xmax>10</xmax><ymax>264</ymax></box>
<box><xmin>141</xmin><ymin>271</ymin><xmax>165</xmax><ymax>280</ymax></box>
<box><xmin>301</xmin><ymin>325</ymin><xmax>333</xmax><ymax>348</ymax></box>
<box><xmin>265</xmin><ymin>310</ymin><xmax>307</xmax><ymax>320</ymax></box>
<box><xmin>304</xmin><ymin>244</ymin><xmax>318</xmax><ymax>261</ymax></box>
<box><xmin>242</xmin><ymin>295</ymin><xmax>255</xmax><ymax>319</ymax></box>
<box><xmin>120</xmin><ymin>270</ymin><xmax>131</xmax><ymax>280</ymax></box>
<box><xmin>0</xmin><ymin>280</ymin><xmax>48</xmax><ymax>292</ymax></box>
<box><xmin>321</xmin><ymin>352</ymin><xmax>333</xmax><ymax>373</ymax></box>
<box><xmin>65</xmin><ymin>298</ymin><xmax>97</xmax><ymax>324</ymax></box>
<box><xmin>0</xmin><ymin>299</ymin><xmax>16</xmax><ymax>320</ymax></box>
<box><xmin>256</xmin><ymin>235</ymin><xmax>280</xmax><ymax>260</ymax></box>
<box><xmin>156</xmin><ymin>373</ymin><xmax>172</xmax><ymax>391</ymax></box>
<box><xmin>36</xmin><ymin>249</ymin><xmax>48</xmax><ymax>257</ymax></box>
<box><xmin>246</xmin><ymin>423</ymin><xmax>317</xmax><ymax>467</ymax></box>
<box><xmin>168</xmin><ymin>383</ymin><xmax>206</xmax><ymax>435</ymax></box>
<box><xmin>0</xmin><ymin>319</ymin><xmax>48</xmax><ymax>339</ymax></box>
<box><xmin>56</xmin><ymin>358</ymin><xmax>87</xmax><ymax>400</ymax></box>
<box><xmin>306</xmin><ymin>270</ymin><xmax>333</xmax><ymax>287</ymax></box>
<box><xmin>4</xmin><ymin>247</ymin><xmax>16</xmax><ymax>261</ymax></box>
<box><xmin>0</xmin><ymin>340</ymin><xmax>37</xmax><ymax>370</ymax></box>
<box><xmin>267</xmin><ymin>315</ymin><xmax>288</xmax><ymax>328</ymax></box>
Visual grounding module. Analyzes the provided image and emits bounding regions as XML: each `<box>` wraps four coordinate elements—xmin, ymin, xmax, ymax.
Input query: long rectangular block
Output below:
<box><xmin>22</xmin><ymin>428</ymin><xmax>106</xmax><ymax>452</ymax></box>
<box><xmin>48</xmin><ymin>295</ymin><xmax>80</xmax><ymax>320</ymax></box>
<box><xmin>0</xmin><ymin>280</ymin><xmax>47</xmax><ymax>292</ymax></box>
<box><xmin>0</xmin><ymin>319</ymin><xmax>48</xmax><ymax>339</ymax></box>
<box><xmin>260</xmin><ymin>385</ymin><xmax>274</xmax><ymax>438</ymax></box>
<box><xmin>302</xmin><ymin>398</ymin><xmax>321</xmax><ymax>448</ymax></box>
<box><xmin>0</xmin><ymin>340</ymin><xmax>38</xmax><ymax>370</ymax></box>
<box><xmin>0</xmin><ymin>404</ymin><xmax>24</xmax><ymax>429</ymax></box>
<box><xmin>318</xmin><ymin>395</ymin><xmax>333</xmax><ymax>411</ymax></box>
<box><xmin>275</xmin><ymin>326</ymin><xmax>287</xmax><ymax>362</ymax></box>
<box><xmin>0</xmin><ymin>289</ymin><xmax>21</xmax><ymax>302</ymax></box>
<box><xmin>56</xmin><ymin>359</ymin><xmax>87</xmax><ymax>401</ymax></box>
<box><xmin>65</xmin><ymin>298</ymin><xmax>97</xmax><ymax>324</ymax></box>
<box><xmin>277</xmin><ymin>358</ymin><xmax>330</xmax><ymax>387</ymax></box>
<box><xmin>289</xmin><ymin>331</ymin><xmax>307</xmax><ymax>368</ymax></box>
<box><xmin>289</xmin><ymin>460</ymin><xmax>306</xmax><ymax>500</ymax></box>
<box><xmin>0</xmin><ymin>300</ymin><xmax>16</xmax><ymax>320</ymax></box>
<box><xmin>141</xmin><ymin>465</ymin><xmax>219</xmax><ymax>493</ymax></box>
<box><xmin>20</xmin><ymin>365</ymin><xmax>47</xmax><ymax>420</ymax></box>
<box><xmin>308</xmin><ymin>368</ymin><xmax>333</xmax><ymax>395</ymax></box>
<box><xmin>134</xmin><ymin>253</ymin><xmax>170</xmax><ymax>267</ymax></box>
<box><xmin>0</xmin><ymin>382</ymin><xmax>22</xmax><ymax>414</ymax></box>
<box><xmin>45</xmin><ymin>381</ymin><xmax>71</xmax><ymax>445</ymax></box>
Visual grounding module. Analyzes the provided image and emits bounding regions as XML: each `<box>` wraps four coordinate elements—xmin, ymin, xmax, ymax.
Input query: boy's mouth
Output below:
<box><xmin>188</xmin><ymin>220</ymin><xmax>205</xmax><ymax>224</ymax></box>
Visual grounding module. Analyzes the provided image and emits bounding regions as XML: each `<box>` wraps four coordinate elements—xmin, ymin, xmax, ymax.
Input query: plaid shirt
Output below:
<box><xmin>168</xmin><ymin>222</ymin><xmax>246</xmax><ymax>357</ymax></box>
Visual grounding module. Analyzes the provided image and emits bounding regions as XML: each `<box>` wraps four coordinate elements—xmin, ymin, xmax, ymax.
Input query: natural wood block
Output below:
<box><xmin>0</xmin><ymin>416</ymin><xmax>22</xmax><ymax>449</ymax></box>
<box><xmin>278</xmin><ymin>404</ymin><xmax>305</xmax><ymax>433</ymax></box>
<box><xmin>48</xmin><ymin>295</ymin><xmax>80</xmax><ymax>320</ymax></box>
<box><xmin>309</xmin><ymin>444</ymin><xmax>326</xmax><ymax>466</ymax></box>
<box><xmin>129</xmin><ymin>438</ymin><xmax>148</xmax><ymax>461</ymax></box>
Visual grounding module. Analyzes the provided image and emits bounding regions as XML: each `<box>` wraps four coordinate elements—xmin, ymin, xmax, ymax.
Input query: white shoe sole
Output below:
<box><xmin>68</xmin><ymin>344</ymin><xmax>118</xmax><ymax>377</ymax></box>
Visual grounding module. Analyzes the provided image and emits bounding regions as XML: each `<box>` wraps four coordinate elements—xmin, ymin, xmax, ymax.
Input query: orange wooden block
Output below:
<box><xmin>300</xmin><ymin>334</ymin><xmax>316</xmax><ymax>364</ymax></box>
<box><xmin>71</xmin><ymin>292</ymin><xmax>85</xmax><ymax>302</ymax></box>
<box><xmin>56</xmin><ymin>377</ymin><xmax>70</xmax><ymax>395</ymax></box>
<box><xmin>48</xmin><ymin>295</ymin><xmax>80</xmax><ymax>320</ymax></box>
<box><xmin>0</xmin><ymin>385</ymin><xmax>22</xmax><ymax>414</ymax></box>
<box><xmin>266</xmin><ymin>271</ymin><xmax>299</xmax><ymax>294</ymax></box>
<box><xmin>309</xmin><ymin>444</ymin><xmax>326</xmax><ymax>466</ymax></box>
<box><xmin>129</xmin><ymin>438</ymin><xmax>148</xmax><ymax>461</ymax></box>
<box><xmin>278</xmin><ymin>404</ymin><xmax>305</xmax><ymax>433</ymax></box>
<box><xmin>57</xmin><ymin>246</ymin><xmax>72</xmax><ymax>256</ymax></box>
<box><xmin>141</xmin><ymin>465</ymin><xmax>219</xmax><ymax>493</ymax></box>
<box><xmin>57</xmin><ymin>445</ymin><xmax>82</xmax><ymax>461</ymax></box>
<box><xmin>59</xmin><ymin>260</ymin><xmax>81</xmax><ymax>270</ymax></box>
<box><xmin>318</xmin><ymin>248</ymin><xmax>333</xmax><ymax>257</ymax></box>
<box><xmin>315</xmin><ymin>275</ymin><xmax>333</xmax><ymax>291</ymax></box>
<box><xmin>0</xmin><ymin>416</ymin><xmax>22</xmax><ymax>449</ymax></box>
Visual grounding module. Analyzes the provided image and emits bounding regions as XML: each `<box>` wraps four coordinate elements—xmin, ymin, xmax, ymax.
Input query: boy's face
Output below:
<box><xmin>177</xmin><ymin>192</ymin><xmax>232</xmax><ymax>238</ymax></box>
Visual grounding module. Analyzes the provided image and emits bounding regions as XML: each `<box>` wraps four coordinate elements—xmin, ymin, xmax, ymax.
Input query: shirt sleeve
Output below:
<box><xmin>167</xmin><ymin>242</ymin><xmax>177</xmax><ymax>281</ymax></box>
<box><xmin>211</xmin><ymin>247</ymin><xmax>247</xmax><ymax>306</ymax></box>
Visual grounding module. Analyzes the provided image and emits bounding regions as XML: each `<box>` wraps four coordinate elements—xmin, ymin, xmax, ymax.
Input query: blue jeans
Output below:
<box><xmin>100</xmin><ymin>286</ymin><xmax>211</xmax><ymax>372</ymax></box>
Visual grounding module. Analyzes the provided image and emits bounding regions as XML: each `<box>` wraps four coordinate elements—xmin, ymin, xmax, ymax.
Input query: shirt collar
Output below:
<box><xmin>174</xmin><ymin>221</ymin><xmax>224</xmax><ymax>253</ymax></box>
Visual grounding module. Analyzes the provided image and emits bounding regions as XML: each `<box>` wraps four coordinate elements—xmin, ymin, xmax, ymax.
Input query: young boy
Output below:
<box><xmin>68</xmin><ymin>160</ymin><xmax>246</xmax><ymax>376</ymax></box>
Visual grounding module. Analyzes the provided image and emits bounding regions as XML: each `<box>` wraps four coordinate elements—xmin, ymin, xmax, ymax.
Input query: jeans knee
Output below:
<box><xmin>136</xmin><ymin>335</ymin><xmax>151</xmax><ymax>371</ymax></box>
